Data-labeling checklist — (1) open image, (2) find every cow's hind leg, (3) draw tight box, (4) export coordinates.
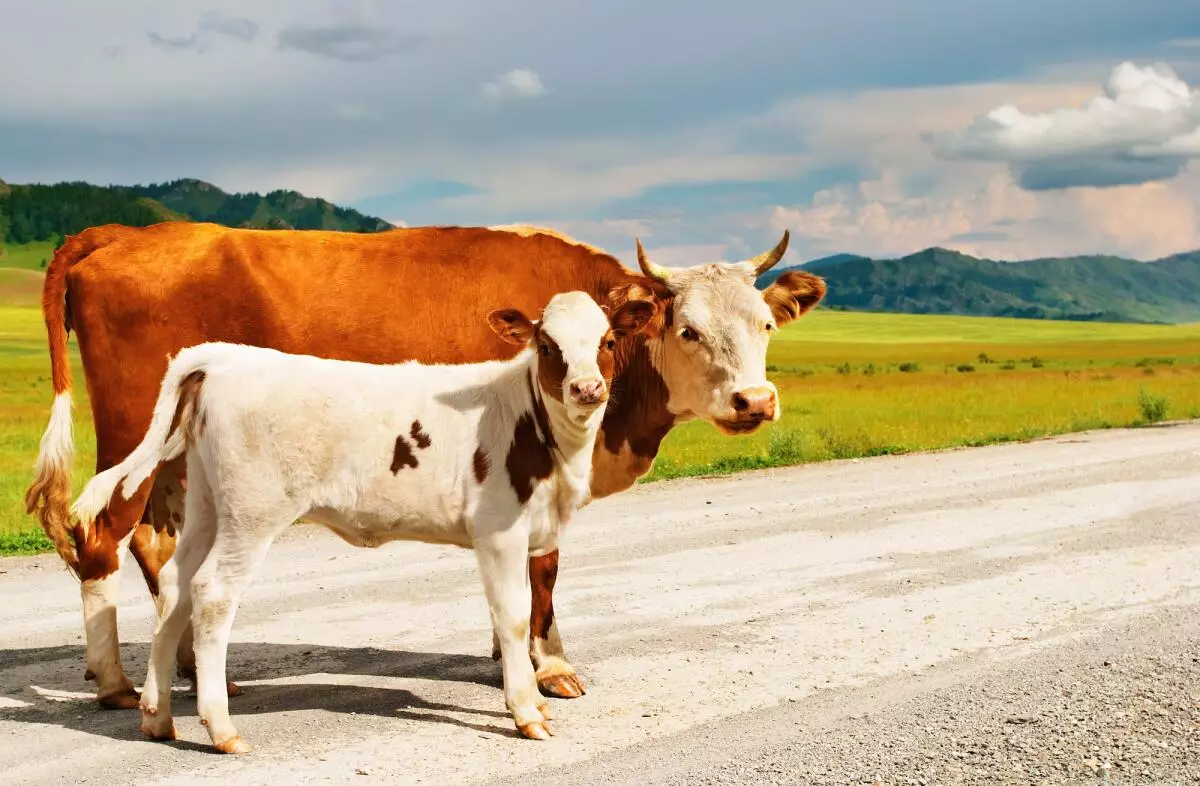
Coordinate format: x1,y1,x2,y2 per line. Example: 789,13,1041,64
141,477,216,742
476,523,552,740
77,488,153,710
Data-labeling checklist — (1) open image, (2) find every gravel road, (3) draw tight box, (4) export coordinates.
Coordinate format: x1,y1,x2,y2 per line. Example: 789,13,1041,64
1,422,1198,785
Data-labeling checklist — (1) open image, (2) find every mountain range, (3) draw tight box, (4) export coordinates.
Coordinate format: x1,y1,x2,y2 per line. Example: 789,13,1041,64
758,247,1200,324
3,177,1198,324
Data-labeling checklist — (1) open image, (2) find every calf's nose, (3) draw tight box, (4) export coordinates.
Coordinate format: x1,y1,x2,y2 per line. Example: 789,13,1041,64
569,377,607,405
731,386,777,421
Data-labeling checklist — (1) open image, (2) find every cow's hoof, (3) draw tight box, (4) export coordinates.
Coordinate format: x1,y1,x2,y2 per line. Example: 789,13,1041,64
537,669,587,699
140,715,177,741
213,736,251,754
83,668,96,681
97,688,141,710
537,701,554,721
516,720,554,740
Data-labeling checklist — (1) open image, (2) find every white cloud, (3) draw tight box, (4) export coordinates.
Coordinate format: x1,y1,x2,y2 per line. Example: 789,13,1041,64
930,62,1200,189
482,69,546,102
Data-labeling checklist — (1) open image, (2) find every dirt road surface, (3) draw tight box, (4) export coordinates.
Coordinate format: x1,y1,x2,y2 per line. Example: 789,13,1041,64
2,423,1199,785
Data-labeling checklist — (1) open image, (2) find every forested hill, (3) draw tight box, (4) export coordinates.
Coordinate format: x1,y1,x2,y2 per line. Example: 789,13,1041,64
0,177,392,246
758,247,1200,324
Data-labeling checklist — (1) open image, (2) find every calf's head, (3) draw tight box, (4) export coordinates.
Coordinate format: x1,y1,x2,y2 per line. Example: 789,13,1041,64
626,231,826,434
488,291,655,424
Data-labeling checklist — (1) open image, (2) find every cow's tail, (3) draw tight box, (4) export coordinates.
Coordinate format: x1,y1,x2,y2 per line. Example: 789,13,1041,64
71,348,211,541
24,232,114,576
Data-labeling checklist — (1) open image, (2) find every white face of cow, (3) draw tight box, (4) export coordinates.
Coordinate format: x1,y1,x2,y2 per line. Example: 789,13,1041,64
635,232,827,434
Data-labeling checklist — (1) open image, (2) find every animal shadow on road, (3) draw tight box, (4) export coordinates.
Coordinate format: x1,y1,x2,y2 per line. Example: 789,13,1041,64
0,641,517,748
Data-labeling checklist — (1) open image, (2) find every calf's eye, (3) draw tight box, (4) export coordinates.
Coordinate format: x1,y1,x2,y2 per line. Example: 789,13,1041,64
680,327,699,342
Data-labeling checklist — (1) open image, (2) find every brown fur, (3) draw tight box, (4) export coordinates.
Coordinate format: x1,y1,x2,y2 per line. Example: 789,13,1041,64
390,436,419,473
535,331,568,403
473,448,490,483
529,550,559,640
763,271,827,324
505,407,555,505
409,420,432,449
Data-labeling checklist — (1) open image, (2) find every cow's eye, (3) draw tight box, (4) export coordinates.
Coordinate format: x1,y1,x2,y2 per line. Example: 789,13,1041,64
680,327,700,342
606,339,615,350
539,344,550,356
765,322,777,333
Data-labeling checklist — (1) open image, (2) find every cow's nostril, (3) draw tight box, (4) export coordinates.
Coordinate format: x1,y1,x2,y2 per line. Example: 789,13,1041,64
732,393,749,412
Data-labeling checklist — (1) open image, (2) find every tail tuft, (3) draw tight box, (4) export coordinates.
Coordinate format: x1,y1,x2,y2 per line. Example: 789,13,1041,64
24,393,79,576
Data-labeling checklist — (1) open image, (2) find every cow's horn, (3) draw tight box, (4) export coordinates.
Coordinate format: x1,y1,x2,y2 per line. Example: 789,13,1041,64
750,230,790,275
636,238,672,284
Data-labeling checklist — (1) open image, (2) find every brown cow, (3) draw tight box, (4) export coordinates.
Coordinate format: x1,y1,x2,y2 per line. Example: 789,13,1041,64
25,221,825,710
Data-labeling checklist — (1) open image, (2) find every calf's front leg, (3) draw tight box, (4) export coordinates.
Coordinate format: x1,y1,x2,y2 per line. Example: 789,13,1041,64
493,550,589,699
476,527,553,740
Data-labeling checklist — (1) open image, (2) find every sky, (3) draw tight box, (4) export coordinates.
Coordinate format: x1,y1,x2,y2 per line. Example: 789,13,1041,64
4,1,1200,265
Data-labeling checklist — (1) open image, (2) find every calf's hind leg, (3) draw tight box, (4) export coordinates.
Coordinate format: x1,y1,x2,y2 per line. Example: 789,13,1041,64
140,481,217,741
475,523,553,740
190,509,295,754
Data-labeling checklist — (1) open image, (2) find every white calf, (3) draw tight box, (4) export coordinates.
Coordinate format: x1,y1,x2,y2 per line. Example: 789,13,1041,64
71,291,654,754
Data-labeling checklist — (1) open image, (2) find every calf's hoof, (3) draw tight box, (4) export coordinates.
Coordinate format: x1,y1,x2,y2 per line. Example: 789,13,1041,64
140,713,177,741
97,687,141,710
212,736,252,754
516,720,554,740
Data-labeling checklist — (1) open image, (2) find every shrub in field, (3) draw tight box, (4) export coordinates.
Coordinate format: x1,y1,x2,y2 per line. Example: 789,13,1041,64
1030,356,1045,368
977,352,993,364
898,361,920,373
1000,361,1016,370
862,363,876,376
956,363,976,372
1138,388,1169,423
836,362,852,375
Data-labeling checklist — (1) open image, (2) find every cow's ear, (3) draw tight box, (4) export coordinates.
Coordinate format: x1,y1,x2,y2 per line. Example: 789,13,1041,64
607,281,668,339
487,309,537,345
609,299,656,338
762,271,826,326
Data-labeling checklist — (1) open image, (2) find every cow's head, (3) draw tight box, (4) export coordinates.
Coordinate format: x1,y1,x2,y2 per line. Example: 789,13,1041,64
624,231,825,434
489,291,656,425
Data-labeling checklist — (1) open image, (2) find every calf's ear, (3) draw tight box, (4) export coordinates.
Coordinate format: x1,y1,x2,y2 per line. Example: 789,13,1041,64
609,299,656,338
487,308,537,345
761,271,826,326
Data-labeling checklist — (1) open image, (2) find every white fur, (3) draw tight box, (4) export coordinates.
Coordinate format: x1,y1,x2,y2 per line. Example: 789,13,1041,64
74,291,623,751
32,392,73,486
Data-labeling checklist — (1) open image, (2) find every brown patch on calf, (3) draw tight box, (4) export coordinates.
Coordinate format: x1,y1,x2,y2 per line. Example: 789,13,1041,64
410,420,432,449
390,436,419,473
535,329,567,403
506,383,556,503
473,448,490,483
170,370,207,446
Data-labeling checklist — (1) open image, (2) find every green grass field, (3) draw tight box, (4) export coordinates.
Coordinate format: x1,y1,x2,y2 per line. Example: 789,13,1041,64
1,301,1198,556
0,240,58,272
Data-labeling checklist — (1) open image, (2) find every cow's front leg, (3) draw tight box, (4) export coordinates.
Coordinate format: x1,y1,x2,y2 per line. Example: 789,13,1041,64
528,550,587,698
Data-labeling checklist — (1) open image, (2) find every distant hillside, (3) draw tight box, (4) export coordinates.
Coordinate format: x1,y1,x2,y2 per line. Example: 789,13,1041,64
0,178,392,247
758,247,1200,324
132,179,393,233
